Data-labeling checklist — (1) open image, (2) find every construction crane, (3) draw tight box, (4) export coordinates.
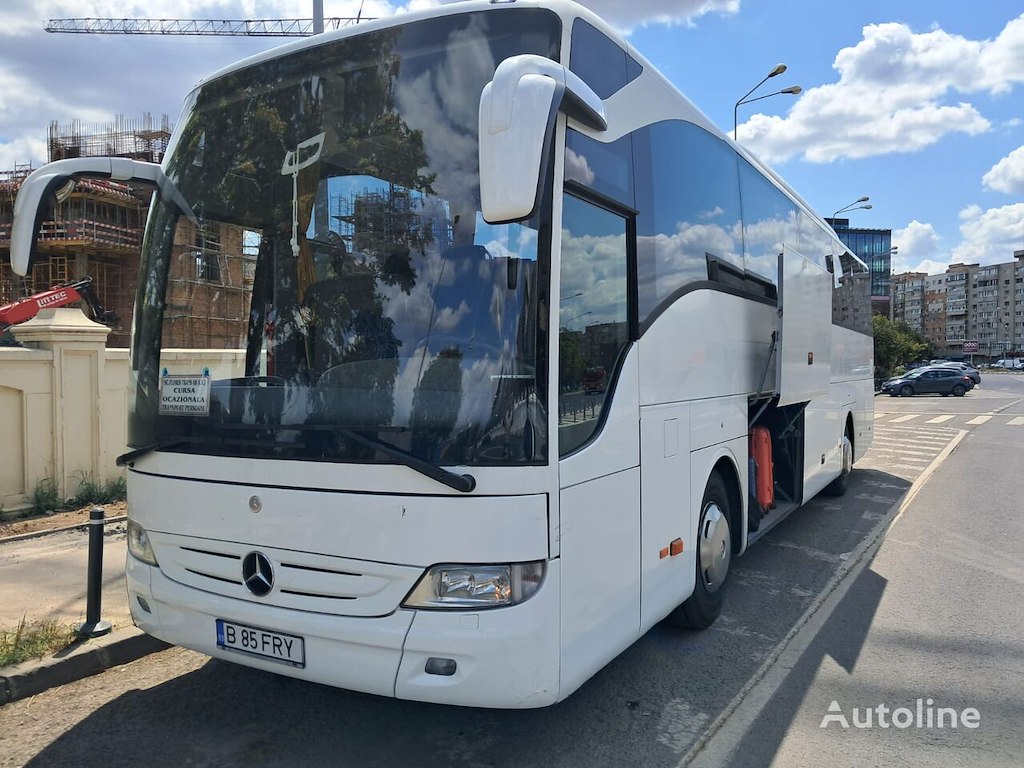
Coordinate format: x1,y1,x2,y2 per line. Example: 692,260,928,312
45,16,370,37
46,0,373,37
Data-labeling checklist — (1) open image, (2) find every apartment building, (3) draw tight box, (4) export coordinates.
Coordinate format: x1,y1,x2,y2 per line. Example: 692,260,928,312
922,273,947,352
892,252,1024,359
891,271,926,331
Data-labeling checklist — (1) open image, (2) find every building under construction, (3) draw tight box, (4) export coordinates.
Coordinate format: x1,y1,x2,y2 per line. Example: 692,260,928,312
2,114,253,349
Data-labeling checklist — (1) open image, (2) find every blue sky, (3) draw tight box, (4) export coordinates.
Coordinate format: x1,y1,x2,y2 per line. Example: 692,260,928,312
2,0,1022,275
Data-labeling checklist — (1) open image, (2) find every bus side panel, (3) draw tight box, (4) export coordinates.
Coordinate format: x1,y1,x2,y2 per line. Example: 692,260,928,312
778,247,832,407
557,467,641,699
556,341,642,697
639,403,694,631
831,325,875,460
802,388,843,500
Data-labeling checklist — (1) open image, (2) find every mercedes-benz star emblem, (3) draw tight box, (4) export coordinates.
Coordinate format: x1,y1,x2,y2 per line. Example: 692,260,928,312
242,552,274,597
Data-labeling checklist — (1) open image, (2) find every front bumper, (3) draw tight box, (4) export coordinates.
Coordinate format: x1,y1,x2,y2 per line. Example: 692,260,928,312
127,555,561,708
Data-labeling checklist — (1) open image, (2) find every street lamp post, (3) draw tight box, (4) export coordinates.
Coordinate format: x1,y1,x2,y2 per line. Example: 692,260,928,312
734,64,802,141
881,246,900,320
832,196,872,221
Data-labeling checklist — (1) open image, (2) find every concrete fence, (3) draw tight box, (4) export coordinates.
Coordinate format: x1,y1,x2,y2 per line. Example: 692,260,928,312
0,308,242,511
1,309,127,511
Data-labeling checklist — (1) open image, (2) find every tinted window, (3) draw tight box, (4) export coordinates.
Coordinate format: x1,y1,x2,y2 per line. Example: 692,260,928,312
558,194,630,456
832,252,872,335
797,209,834,271
634,120,743,325
569,19,642,99
565,130,634,208
738,159,797,290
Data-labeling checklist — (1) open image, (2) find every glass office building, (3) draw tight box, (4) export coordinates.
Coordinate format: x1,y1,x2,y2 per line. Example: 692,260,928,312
827,218,893,316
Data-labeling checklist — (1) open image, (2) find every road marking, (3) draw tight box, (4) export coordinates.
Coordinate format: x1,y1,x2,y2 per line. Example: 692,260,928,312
925,414,955,424
1009,416,1024,426
888,414,919,423
966,415,992,425
872,434,952,446
867,446,936,456
680,430,968,768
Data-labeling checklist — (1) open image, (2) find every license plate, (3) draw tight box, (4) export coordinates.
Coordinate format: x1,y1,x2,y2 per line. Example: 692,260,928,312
216,619,305,667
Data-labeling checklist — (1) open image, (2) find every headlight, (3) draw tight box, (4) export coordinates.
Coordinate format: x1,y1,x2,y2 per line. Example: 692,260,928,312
403,562,545,609
127,519,159,566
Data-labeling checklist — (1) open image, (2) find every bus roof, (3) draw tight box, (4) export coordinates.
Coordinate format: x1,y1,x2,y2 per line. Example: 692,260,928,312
186,0,861,268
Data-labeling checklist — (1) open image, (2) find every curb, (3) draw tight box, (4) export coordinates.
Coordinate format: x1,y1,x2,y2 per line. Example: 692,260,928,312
0,515,128,545
1,627,170,705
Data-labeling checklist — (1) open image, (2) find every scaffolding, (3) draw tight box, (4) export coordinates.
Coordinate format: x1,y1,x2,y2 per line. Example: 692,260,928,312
48,113,172,164
2,115,173,345
161,221,257,350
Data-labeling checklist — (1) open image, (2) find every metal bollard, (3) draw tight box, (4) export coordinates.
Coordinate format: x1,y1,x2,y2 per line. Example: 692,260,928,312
77,506,112,638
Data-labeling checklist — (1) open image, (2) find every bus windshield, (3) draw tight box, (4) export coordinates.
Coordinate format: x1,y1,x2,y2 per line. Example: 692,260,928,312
130,10,560,467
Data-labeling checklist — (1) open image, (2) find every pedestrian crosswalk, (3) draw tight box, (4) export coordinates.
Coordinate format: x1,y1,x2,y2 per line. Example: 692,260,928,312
873,412,1023,427
860,419,962,481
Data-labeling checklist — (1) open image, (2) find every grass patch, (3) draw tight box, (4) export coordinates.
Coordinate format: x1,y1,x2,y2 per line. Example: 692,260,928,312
30,478,61,516
69,473,127,507
0,617,78,667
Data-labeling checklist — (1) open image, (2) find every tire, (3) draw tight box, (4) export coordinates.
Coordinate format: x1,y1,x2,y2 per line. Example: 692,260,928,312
667,473,732,629
900,384,914,397
823,429,853,497
952,384,966,397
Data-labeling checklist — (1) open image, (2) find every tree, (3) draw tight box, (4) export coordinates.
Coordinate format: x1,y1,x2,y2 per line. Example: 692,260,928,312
872,315,931,380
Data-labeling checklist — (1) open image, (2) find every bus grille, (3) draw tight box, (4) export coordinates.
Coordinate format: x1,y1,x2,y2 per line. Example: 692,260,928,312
150,533,422,617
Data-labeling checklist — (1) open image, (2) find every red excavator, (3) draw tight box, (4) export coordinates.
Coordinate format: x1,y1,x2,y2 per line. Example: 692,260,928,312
0,277,117,332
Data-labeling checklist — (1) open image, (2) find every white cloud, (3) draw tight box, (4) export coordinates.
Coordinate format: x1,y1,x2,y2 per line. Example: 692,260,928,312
903,258,952,275
740,15,1024,164
982,145,1024,194
891,220,941,273
951,203,1024,265
0,136,48,173
959,204,983,220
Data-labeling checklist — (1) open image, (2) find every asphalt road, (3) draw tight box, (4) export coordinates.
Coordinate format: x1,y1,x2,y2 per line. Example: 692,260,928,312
2,373,1022,768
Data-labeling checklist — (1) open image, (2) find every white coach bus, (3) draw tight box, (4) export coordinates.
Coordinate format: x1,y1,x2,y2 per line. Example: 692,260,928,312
10,0,873,707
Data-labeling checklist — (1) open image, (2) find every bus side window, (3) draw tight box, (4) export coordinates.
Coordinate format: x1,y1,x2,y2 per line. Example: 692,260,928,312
634,121,743,328
558,194,630,456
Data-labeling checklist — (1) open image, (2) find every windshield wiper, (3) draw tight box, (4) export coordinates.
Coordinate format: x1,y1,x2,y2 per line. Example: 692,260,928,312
116,435,224,467
117,428,477,493
336,428,477,493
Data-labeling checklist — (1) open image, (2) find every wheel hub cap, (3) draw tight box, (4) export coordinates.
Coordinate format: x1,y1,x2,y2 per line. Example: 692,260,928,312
699,502,731,593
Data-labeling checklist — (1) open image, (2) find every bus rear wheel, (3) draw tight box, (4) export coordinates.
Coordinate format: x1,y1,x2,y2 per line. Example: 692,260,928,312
823,429,853,497
667,473,732,629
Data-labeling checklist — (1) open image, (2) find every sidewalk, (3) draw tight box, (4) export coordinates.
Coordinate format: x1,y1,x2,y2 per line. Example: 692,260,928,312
691,415,1024,767
0,520,167,704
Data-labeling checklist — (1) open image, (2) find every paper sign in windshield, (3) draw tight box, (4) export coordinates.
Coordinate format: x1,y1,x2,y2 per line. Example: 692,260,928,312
159,374,211,416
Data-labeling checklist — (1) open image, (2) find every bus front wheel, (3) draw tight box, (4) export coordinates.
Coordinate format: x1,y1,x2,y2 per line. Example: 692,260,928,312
668,472,732,630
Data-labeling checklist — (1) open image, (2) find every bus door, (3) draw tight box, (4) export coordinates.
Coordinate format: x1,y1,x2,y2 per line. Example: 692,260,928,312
556,191,640,692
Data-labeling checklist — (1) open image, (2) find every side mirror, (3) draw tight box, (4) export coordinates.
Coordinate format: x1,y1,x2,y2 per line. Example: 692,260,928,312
10,157,196,275
478,55,607,224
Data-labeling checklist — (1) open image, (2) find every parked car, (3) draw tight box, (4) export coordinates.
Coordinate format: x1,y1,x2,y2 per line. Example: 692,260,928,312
881,368,973,397
925,366,976,389
929,361,981,385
